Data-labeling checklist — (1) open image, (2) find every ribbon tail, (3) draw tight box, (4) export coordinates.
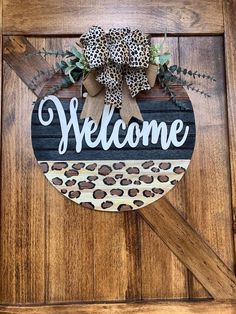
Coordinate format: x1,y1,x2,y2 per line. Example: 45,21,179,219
120,82,143,126
80,89,105,126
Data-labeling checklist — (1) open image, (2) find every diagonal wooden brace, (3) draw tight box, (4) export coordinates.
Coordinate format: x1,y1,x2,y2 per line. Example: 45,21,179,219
3,35,236,300
138,199,236,300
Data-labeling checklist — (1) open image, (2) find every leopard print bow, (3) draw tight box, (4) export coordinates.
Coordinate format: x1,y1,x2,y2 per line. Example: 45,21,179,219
80,26,151,109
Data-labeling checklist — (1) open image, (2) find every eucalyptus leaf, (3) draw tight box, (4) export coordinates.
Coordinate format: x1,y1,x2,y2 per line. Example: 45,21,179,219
64,59,73,67
169,65,177,73
159,53,171,65
64,65,77,84
71,46,82,59
69,72,75,84
154,56,160,65
76,61,84,69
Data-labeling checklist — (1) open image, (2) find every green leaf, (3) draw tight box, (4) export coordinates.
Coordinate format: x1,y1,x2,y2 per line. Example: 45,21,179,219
68,72,75,84
159,52,171,65
65,59,74,67
64,65,76,75
169,65,177,73
64,65,77,83
154,56,160,65
76,61,84,69
71,46,82,59
177,67,182,74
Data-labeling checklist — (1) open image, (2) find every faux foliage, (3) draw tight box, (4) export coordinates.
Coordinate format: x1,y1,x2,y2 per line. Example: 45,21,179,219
30,40,216,105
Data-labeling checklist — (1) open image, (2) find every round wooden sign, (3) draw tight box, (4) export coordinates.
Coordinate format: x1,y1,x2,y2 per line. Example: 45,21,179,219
32,82,195,212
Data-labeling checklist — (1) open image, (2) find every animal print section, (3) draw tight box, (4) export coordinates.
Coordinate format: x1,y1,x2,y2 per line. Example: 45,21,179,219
39,160,190,212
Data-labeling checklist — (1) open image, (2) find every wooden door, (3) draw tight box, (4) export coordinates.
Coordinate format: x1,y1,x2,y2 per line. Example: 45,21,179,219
1,1,236,313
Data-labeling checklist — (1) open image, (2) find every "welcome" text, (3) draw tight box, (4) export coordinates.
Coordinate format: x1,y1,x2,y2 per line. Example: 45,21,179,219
38,96,190,155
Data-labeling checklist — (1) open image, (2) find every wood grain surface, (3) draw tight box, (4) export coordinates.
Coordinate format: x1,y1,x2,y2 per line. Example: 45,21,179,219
1,0,236,305
2,0,223,35
179,36,235,298
0,301,236,314
38,37,191,302
2,33,235,304
139,199,236,300
3,36,53,96
0,59,45,303
140,37,188,299
223,0,236,254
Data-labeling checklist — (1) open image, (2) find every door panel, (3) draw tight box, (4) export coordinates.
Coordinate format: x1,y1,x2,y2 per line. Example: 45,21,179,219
1,34,233,304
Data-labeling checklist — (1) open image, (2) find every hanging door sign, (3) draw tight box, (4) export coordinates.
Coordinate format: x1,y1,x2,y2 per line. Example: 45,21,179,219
32,85,195,212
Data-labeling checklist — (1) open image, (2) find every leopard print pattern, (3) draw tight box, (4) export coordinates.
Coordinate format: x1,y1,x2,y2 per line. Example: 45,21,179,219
79,26,151,109
39,160,190,212
125,67,150,97
96,62,123,108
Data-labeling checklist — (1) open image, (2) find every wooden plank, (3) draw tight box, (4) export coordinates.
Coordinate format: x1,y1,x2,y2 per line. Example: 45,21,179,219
2,0,223,35
3,36,53,96
33,38,95,303
178,36,235,298
140,37,188,299
138,198,236,300
223,0,236,253
45,195,94,302
0,58,45,303
0,301,236,314
39,38,142,302
93,211,142,301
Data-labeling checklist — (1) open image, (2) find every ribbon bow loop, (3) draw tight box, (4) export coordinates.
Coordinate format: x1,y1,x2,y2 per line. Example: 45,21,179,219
80,26,159,126
80,26,108,68
80,26,151,109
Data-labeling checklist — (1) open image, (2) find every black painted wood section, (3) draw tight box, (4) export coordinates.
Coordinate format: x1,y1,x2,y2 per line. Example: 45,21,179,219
32,98,196,161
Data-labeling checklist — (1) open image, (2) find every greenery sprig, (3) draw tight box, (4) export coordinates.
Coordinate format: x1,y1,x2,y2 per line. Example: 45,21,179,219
30,37,216,105
29,45,89,101
158,64,211,99
169,65,216,82
149,35,216,103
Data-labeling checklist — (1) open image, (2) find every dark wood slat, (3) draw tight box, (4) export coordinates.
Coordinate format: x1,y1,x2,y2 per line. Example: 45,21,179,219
34,149,194,161
31,125,196,136
2,0,223,35
33,111,195,124
39,38,95,303
32,136,195,150
33,99,194,112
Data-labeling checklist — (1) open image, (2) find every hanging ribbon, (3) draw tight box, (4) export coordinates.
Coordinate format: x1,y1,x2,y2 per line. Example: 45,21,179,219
79,26,159,125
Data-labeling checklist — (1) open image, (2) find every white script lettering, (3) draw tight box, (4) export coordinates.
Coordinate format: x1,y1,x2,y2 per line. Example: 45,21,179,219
38,96,190,155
